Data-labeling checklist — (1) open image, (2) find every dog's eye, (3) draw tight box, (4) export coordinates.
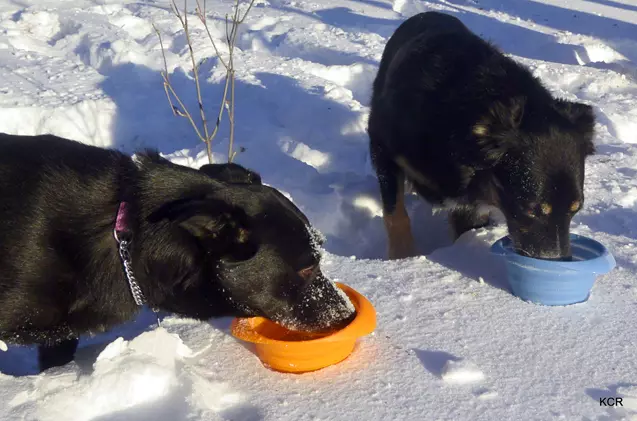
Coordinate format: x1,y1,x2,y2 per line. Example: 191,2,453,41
569,201,581,213
523,202,552,219
236,228,250,243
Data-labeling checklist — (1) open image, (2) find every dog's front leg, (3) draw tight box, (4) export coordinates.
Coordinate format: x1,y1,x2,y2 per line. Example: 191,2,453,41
38,338,79,372
383,178,416,259
370,139,416,259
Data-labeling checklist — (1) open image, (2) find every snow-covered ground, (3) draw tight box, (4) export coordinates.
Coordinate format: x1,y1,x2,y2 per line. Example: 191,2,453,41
1,0,637,419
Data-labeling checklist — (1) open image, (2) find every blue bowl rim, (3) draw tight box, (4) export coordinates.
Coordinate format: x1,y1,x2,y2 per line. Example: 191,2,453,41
490,233,616,275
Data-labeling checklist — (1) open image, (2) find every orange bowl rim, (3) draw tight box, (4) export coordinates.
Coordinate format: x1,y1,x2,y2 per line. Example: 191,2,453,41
230,282,376,345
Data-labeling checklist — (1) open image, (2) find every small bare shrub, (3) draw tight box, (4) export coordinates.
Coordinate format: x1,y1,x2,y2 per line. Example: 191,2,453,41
154,0,256,163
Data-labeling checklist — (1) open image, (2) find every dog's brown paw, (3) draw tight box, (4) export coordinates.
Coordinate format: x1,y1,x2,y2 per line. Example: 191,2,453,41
384,206,417,260
388,239,417,260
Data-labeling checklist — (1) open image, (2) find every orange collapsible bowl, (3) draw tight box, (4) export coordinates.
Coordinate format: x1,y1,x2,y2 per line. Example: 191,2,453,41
230,283,376,373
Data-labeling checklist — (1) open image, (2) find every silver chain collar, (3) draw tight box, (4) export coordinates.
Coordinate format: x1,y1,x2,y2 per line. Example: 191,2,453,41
114,225,161,327
116,238,146,306
112,158,161,326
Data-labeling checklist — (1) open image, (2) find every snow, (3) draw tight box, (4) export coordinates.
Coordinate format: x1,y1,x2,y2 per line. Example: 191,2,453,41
1,0,637,420
440,359,486,385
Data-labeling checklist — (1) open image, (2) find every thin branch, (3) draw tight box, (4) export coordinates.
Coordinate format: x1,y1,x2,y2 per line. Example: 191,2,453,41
238,0,257,24
225,14,232,46
181,0,211,142
228,72,236,162
154,23,170,78
209,73,231,146
163,75,206,141
155,0,258,164
170,0,185,26
195,1,229,69
153,24,181,115
153,23,206,142
230,0,241,52
232,0,241,26
225,0,255,162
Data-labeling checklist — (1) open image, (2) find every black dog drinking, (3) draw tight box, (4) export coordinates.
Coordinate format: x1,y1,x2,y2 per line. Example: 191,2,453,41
368,12,595,260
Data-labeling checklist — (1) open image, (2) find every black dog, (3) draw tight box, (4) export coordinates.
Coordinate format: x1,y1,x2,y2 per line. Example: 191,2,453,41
368,12,595,260
0,133,354,371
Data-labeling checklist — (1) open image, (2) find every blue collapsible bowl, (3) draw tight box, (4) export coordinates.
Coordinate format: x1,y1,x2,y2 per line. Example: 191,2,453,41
490,234,616,306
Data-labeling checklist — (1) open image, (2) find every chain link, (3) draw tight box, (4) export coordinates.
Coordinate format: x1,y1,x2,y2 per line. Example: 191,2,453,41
118,239,146,307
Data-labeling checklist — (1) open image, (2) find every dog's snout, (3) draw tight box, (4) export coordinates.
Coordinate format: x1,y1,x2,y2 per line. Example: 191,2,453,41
512,223,572,260
286,273,356,332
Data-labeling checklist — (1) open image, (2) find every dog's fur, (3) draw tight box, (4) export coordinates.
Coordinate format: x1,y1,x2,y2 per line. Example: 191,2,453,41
0,133,354,371
368,12,596,260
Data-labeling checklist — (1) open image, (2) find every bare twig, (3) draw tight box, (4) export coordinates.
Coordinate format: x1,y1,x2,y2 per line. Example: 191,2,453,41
238,0,256,24
225,14,232,46
228,76,236,162
153,23,206,144
209,72,231,146
225,0,256,162
195,0,228,69
155,0,257,164
181,0,211,144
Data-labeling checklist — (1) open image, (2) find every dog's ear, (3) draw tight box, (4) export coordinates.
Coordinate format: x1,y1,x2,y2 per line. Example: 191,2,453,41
143,197,256,293
178,212,234,240
473,96,526,163
553,99,596,156
199,163,262,185
153,197,251,246
554,100,594,128
173,198,257,261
